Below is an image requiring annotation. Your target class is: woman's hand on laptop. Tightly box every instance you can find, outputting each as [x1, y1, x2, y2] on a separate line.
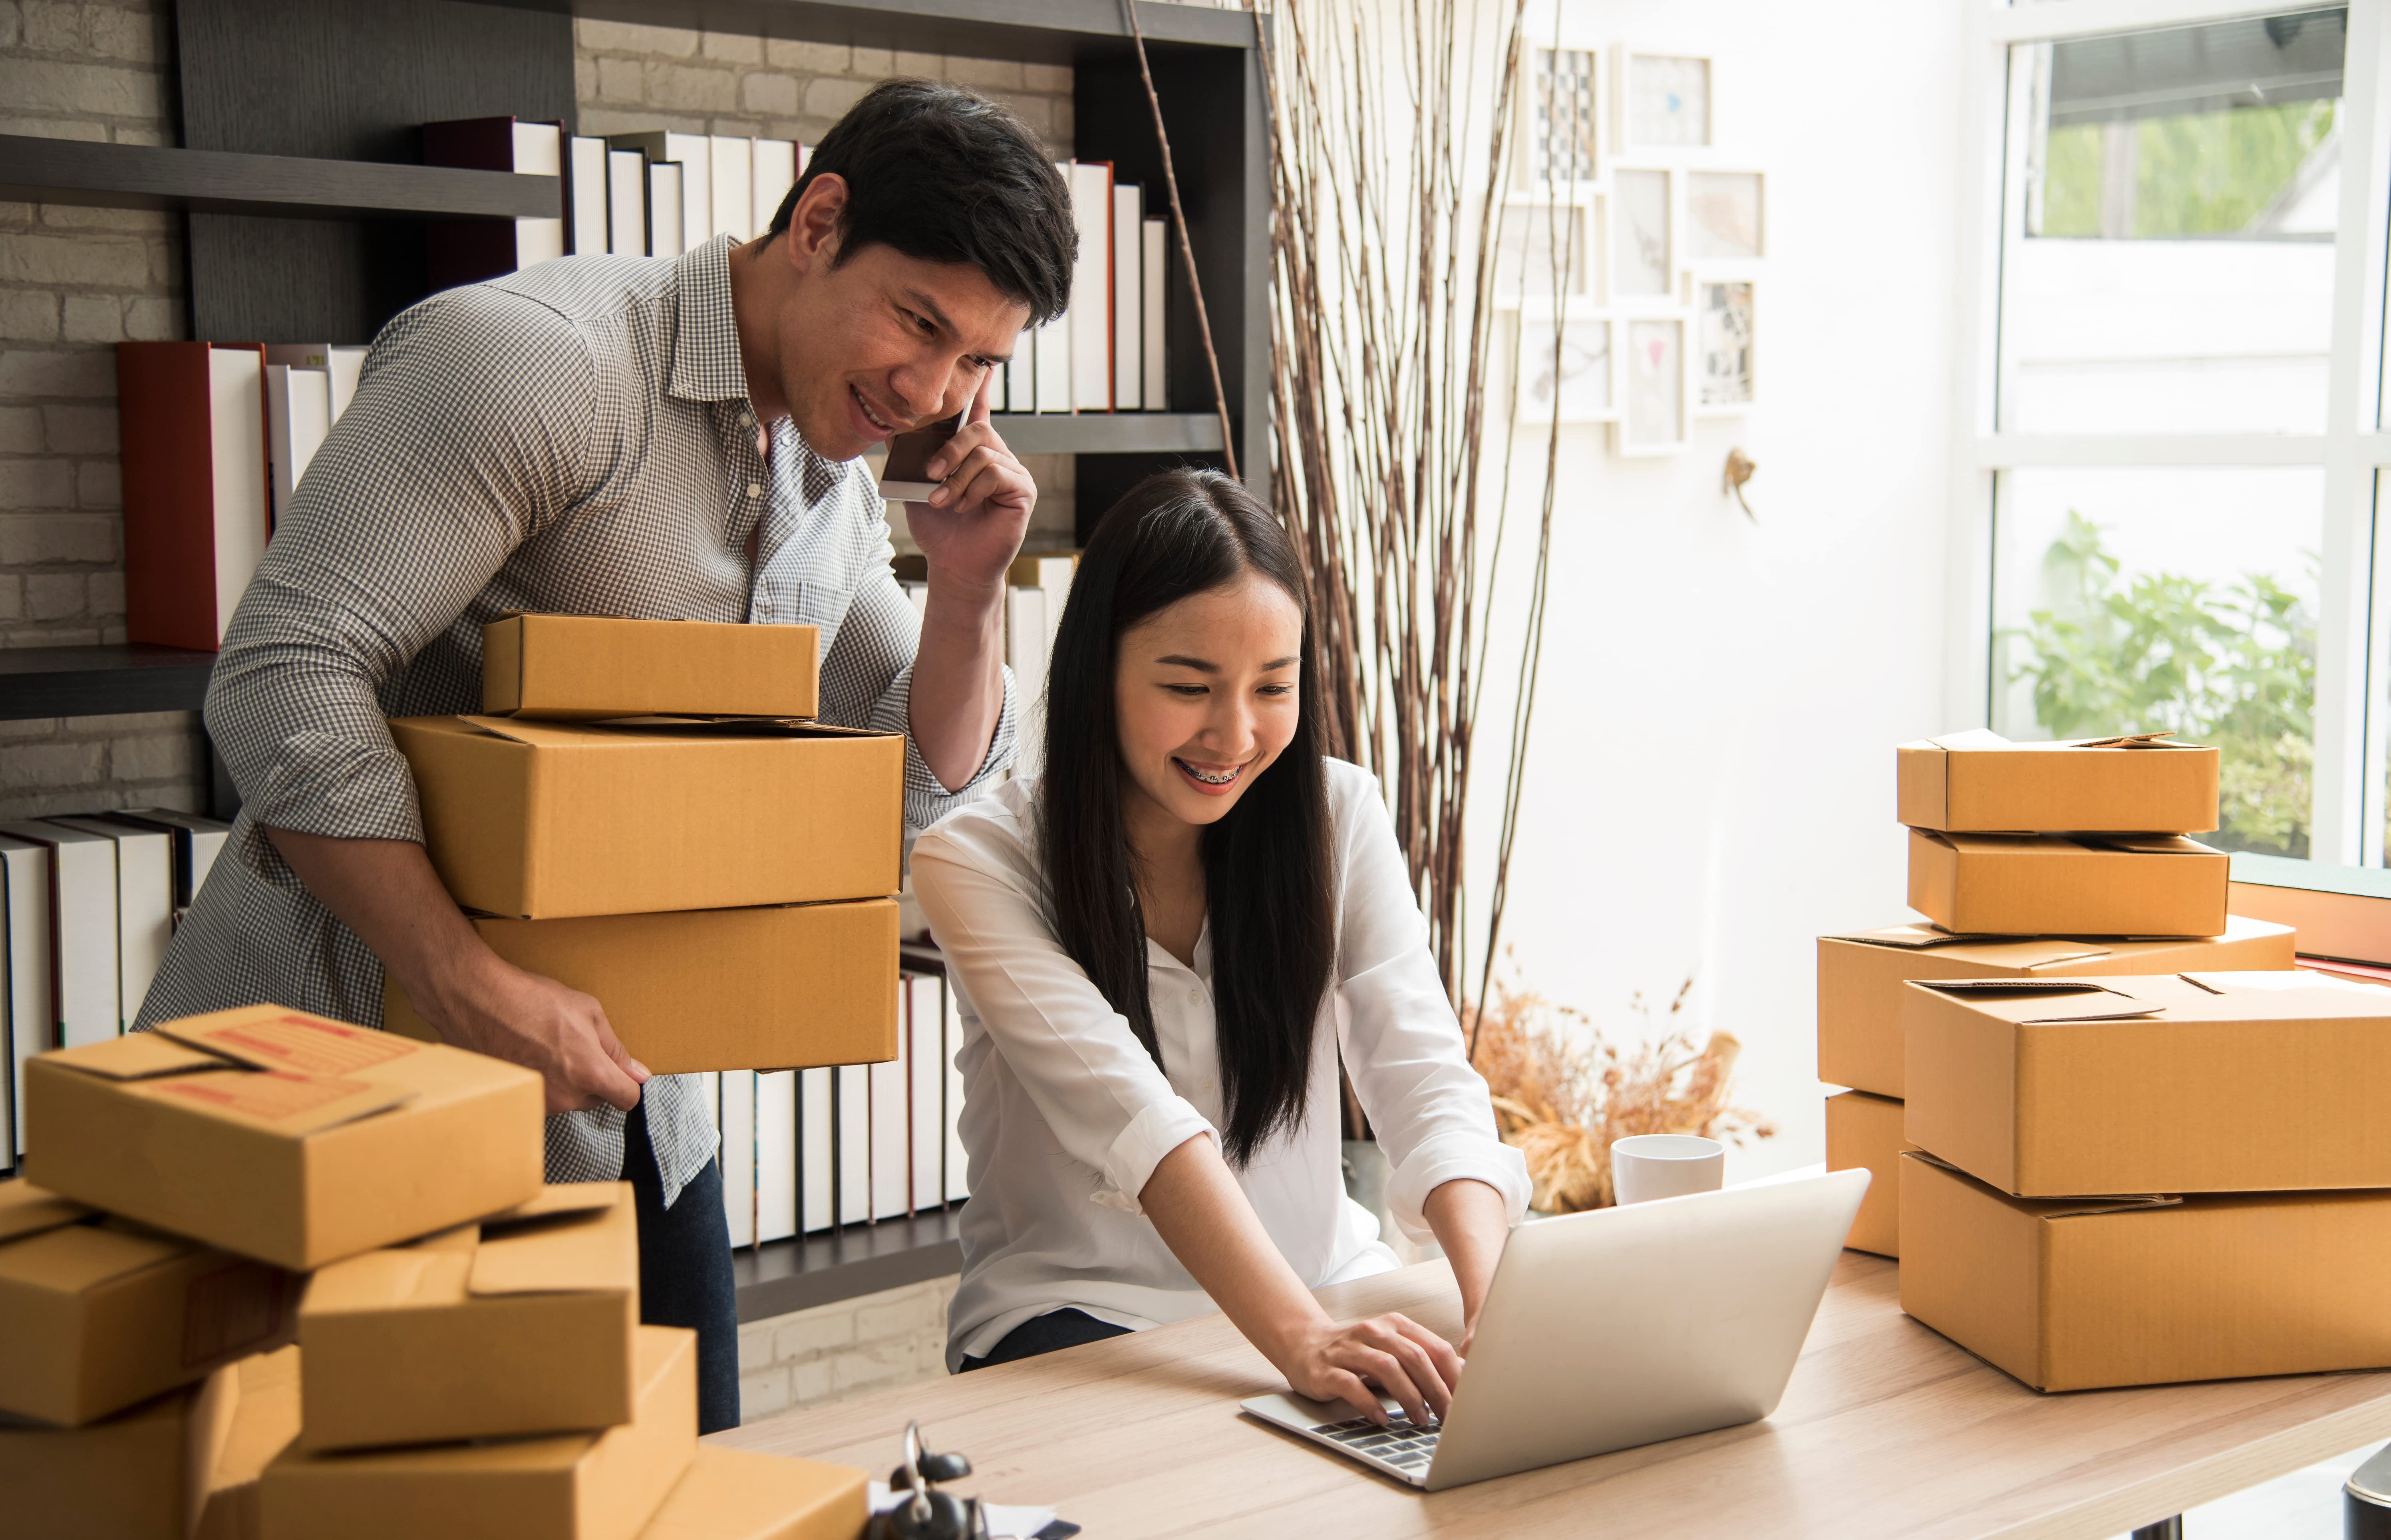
[1283, 1312, 1464, 1428]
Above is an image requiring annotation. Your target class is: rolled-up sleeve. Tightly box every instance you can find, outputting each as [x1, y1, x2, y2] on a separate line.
[910, 820, 1209, 1212]
[1331, 771, 1532, 1242]
[205, 287, 597, 888]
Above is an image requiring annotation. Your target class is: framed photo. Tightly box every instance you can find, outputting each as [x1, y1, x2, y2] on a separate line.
[1515, 45, 1602, 191]
[1619, 50, 1710, 151]
[1493, 198, 1596, 302]
[1513, 312, 1618, 423]
[1694, 279, 1754, 414]
[1616, 315, 1689, 454]
[1609, 168, 1672, 300]
[1687, 170, 1763, 262]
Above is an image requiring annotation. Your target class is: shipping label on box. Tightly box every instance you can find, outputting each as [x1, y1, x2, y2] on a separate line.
[1896, 728, 2219, 834]
[391, 715, 903, 919]
[298, 1182, 638, 1451]
[23, 1005, 544, 1271]
[262, 1324, 696, 1540]
[1906, 829, 2229, 938]
[483, 614, 821, 722]
[382, 900, 899, 1075]
[1816, 916, 2294, 1097]
[1824, 1091, 1911, 1258]
[1902, 970, 2391, 1197]
[1899, 1151, 2391, 1392]
[0, 1178, 296, 1427]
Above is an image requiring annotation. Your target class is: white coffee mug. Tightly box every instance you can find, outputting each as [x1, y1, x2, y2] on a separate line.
[1610, 1134, 1727, 1206]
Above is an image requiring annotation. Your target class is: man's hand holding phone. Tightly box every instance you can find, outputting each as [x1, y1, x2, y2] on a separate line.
[886, 370, 1035, 590]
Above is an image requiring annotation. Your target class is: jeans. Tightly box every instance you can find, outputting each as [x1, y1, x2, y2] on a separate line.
[624, 1093, 741, 1433]
[958, 1308, 1134, 1371]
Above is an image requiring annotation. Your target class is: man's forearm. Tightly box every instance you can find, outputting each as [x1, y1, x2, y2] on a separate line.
[908, 570, 1008, 791]
[262, 829, 487, 1008]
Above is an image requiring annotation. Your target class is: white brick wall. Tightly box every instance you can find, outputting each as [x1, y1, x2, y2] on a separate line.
[737, 1274, 960, 1423]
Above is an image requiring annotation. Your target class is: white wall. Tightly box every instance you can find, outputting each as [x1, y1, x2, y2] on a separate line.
[1465, 0, 1968, 1179]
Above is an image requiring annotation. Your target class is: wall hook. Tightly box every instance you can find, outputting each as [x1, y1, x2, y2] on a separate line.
[1723, 448, 1758, 522]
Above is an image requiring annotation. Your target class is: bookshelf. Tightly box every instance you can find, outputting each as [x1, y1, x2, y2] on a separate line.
[0, 644, 216, 721]
[0, 135, 559, 223]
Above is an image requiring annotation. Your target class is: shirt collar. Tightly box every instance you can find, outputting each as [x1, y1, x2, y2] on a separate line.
[666, 235, 751, 404]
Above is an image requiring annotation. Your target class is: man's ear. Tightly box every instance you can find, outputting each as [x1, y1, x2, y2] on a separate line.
[783, 173, 847, 274]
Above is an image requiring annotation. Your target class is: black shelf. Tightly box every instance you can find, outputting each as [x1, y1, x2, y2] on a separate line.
[0, 645, 216, 721]
[507, 0, 1255, 63]
[990, 413, 1226, 455]
[733, 1204, 964, 1322]
[0, 134, 559, 222]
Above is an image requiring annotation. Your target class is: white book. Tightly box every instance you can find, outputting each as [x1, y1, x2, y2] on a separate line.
[1069, 163, 1113, 411]
[1143, 218, 1168, 410]
[801, 1067, 834, 1233]
[710, 135, 753, 241]
[648, 161, 684, 261]
[112, 808, 230, 911]
[512, 121, 565, 266]
[900, 580, 930, 628]
[752, 138, 797, 235]
[1112, 184, 1142, 410]
[837, 1063, 871, 1226]
[870, 1050, 908, 1219]
[262, 345, 365, 421]
[698, 1070, 721, 1135]
[567, 135, 608, 256]
[0, 823, 115, 1047]
[1003, 331, 1034, 413]
[607, 149, 647, 257]
[47, 817, 170, 1030]
[607, 133, 709, 252]
[943, 981, 968, 1203]
[797, 144, 812, 175]
[756, 1069, 797, 1243]
[1006, 586, 1047, 777]
[1034, 317, 1070, 414]
[0, 836, 48, 1162]
[720, 1070, 756, 1248]
[908, 976, 944, 1211]
[208, 346, 266, 636]
[263, 365, 331, 529]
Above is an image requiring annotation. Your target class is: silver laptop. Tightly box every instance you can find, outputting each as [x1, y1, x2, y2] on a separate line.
[1241, 1168, 1869, 1490]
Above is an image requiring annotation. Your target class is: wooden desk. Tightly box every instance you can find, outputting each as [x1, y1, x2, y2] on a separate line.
[714, 1253, 2391, 1537]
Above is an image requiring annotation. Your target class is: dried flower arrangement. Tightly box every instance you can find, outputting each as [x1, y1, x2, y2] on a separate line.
[1465, 971, 1777, 1213]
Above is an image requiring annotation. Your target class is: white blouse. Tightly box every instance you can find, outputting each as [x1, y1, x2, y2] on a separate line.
[910, 757, 1531, 1369]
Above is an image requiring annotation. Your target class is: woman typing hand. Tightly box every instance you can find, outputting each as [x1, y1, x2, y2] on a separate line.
[910, 469, 1530, 1426]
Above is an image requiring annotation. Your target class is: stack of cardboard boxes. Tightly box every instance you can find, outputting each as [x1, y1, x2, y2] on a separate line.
[1819, 730, 2296, 1258]
[3, 1003, 868, 1538]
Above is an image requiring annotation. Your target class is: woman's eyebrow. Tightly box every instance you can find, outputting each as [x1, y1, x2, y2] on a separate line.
[1262, 655, 1300, 670]
[1155, 654, 1220, 673]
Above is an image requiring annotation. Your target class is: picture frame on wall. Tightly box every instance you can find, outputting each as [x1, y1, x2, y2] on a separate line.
[1515, 44, 1602, 191]
[1617, 314, 1689, 455]
[1609, 167, 1672, 301]
[1513, 310, 1618, 424]
[1694, 279, 1754, 415]
[1493, 198, 1598, 302]
[1616, 49, 1711, 152]
[1687, 170, 1763, 262]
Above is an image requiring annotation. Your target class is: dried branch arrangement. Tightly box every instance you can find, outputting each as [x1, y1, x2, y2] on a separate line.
[1467, 973, 1777, 1213]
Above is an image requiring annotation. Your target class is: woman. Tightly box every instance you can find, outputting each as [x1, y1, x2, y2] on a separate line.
[910, 468, 1529, 1427]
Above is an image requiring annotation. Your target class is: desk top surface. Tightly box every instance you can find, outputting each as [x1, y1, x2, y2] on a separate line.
[714, 1252, 2391, 1538]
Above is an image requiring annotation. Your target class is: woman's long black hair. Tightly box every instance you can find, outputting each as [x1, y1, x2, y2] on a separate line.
[1037, 468, 1337, 1166]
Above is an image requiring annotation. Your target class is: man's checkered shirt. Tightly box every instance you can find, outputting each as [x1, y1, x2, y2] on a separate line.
[133, 234, 1017, 1206]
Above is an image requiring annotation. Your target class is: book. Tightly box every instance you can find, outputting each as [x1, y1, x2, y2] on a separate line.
[837, 1063, 870, 1226]
[871, 1048, 909, 1218]
[801, 1066, 834, 1233]
[752, 138, 798, 234]
[1006, 585, 1048, 777]
[1143, 218, 1168, 410]
[756, 1069, 797, 1243]
[648, 160, 685, 259]
[1003, 328, 1034, 413]
[1069, 163, 1114, 411]
[117, 342, 268, 650]
[720, 1069, 756, 1247]
[46, 817, 171, 1032]
[900, 580, 930, 628]
[263, 364, 330, 529]
[422, 116, 566, 288]
[0, 822, 116, 1048]
[1113, 183, 1143, 410]
[607, 132, 710, 254]
[106, 808, 231, 914]
[710, 135, 753, 241]
[1039, 161, 1077, 414]
[0, 836, 48, 1162]
[567, 135, 608, 255]
[262, 344, 366, 421]
[908, 975, 944, 1211]
[606, 149, 647, 256]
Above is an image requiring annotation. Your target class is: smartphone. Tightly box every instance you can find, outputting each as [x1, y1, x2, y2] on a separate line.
[877, 412, 964, 502]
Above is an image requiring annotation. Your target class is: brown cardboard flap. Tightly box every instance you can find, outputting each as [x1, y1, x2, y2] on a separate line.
[456, 714, 887, 747]
[0, 1180, 89, 1243]
[124, 1072, 415, 1136]
[45, 1032, 231, 1081]
[484, 1181, 623, 1224]
[470, 1184, 634, 1298]
[2079, 835, 2222, 857]
[310, 1248, 475, 1311]
[2075, 731, 2201, 750]
[1910, 978, 2167, 1024]
[1912, 979, 2120, 996]
[1898, 1151, 2179, 1218]
[156, 1012, 423, 1077]
[1823, 925, 2007, 950]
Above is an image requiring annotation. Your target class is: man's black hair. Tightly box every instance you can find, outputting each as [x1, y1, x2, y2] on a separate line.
[766, 78, 1075, 326]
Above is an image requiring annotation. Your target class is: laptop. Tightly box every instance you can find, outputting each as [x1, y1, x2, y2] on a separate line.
[1240, 1168, 1870, 1490]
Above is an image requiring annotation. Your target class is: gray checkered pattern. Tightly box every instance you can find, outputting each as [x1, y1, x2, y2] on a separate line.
[133, 235, 1016, 1206]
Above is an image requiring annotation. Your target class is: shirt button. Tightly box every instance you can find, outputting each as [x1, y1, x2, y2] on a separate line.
[746, 482, 763, 498]
[1189, 990, 1201, 1004]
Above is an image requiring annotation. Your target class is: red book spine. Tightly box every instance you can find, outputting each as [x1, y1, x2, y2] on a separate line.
[116, 342, 221, 651]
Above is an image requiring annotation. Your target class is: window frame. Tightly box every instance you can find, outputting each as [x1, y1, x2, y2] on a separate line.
[1951, 0, 2391, 864]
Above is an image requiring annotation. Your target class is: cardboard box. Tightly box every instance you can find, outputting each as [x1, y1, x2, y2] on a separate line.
[1903, 970, 2391, 1197]
[637, 1446, 868, 1540]
[24, 1005, 544, 1271]
[298, 1183, 638, 1452]
[262, 1324, 696, 1540]
[1816, 915, 2295, 1098]
[0, 1178, 296, 1427]
[1906, 829, 2228, 938]
[382, 901, 899, 1074]
[1896, 729, 2218, 833]
[1900, 1151, 2391, 1391]
[391, 715, 902, 919]
[2227, 851, 2391, 967]
[1824, 1091, 1911, 1258]
[193, 1346, 304, 1540]
[482, 615, 820, 722]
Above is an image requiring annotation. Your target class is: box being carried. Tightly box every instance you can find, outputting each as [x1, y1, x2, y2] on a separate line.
[298, 1182, 638, 1453]
[23, 1005, 544, 1271]
[1900, 1151, 2391, 1391]
[1815, 916, 2294, 1098]
[1905, 829, 2228, 938]
[1896, 728, 2218, 834]
[481, 614, 820, 722]
[390, 715, 902, 919]
[383, 901, 899, 1075]
[1903, 970, 2391, 1198]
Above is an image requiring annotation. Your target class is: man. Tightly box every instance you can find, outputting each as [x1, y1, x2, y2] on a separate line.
[134, 80, 1078, 1432]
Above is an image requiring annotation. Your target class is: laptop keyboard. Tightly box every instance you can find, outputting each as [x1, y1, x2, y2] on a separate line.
[1311, 1415, 1441, 1473]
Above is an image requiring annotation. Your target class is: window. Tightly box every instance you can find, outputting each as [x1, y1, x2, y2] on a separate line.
[1960, 2, 2389, 866]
